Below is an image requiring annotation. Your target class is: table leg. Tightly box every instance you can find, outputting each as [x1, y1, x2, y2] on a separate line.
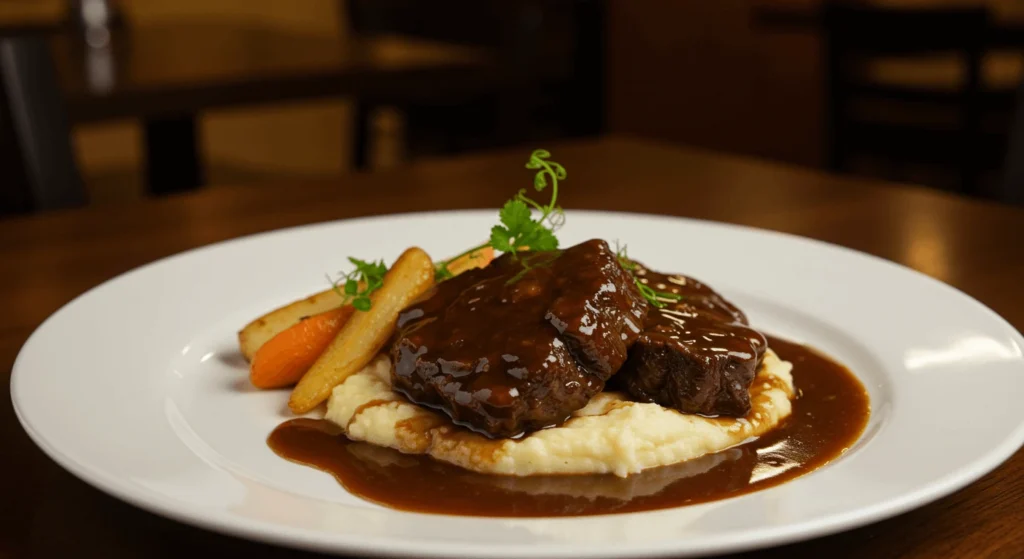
[144, 114, 203, 195]
[352, 100, 371, 171]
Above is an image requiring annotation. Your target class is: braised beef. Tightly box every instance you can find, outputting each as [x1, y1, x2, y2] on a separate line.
[614, 264, 767, 417]
[390, 239, 648, 438]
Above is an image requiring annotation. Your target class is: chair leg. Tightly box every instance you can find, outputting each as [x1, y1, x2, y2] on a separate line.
[144, 114, 203, 195]
[0, 35, 85, 212]
[1000, 78, 1024, 204]
[352, 100, 372, 171]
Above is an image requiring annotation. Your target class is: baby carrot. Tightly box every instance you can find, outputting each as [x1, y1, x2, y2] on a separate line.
[447, 246, 495, 276]
[249, 305, 354, 389]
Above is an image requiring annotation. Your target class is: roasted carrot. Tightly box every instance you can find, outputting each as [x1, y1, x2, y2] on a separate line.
[250, 247, 490, 391]
[289, 247, 436, 413]
[249, 306, 355, 389]
[446, 246, 495, 276]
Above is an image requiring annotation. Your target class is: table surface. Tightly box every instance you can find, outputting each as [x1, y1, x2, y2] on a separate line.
[2, 137, 1023, 558]
[50, 23, 493, 123]
[754, 0, 1024, 35]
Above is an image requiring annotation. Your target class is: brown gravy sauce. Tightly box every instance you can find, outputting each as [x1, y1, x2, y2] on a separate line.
[268, 336, 870, 517]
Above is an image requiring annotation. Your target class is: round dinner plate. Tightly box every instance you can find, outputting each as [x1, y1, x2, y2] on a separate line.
[11, 210, 1024, 558]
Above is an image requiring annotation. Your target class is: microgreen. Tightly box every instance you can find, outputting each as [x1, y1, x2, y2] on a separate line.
[488, 149, 565, 258]
[328, 257, 388, 311]
[434, 262, 453, 282]
[616, 243, 683, 309]
[328, 151, 680, 312]
[329, 151, 681, 313]
[433, 148, 567, 281]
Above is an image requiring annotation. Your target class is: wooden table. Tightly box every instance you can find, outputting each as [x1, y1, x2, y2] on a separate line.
[753, 0, 1024, 42]
[47, 23, 495, 193]
[2, 137, 1022, 557]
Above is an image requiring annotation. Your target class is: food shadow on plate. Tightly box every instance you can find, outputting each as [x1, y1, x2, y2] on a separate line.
[217, 350, 248, 370]
[216, 348, 261, 394]
[227, 376, 261, 395]
[212, 348, 326, 417]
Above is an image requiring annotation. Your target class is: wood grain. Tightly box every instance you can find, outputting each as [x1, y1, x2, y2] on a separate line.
[49, 24, 493, 123]
[2, 137, 1023, 557]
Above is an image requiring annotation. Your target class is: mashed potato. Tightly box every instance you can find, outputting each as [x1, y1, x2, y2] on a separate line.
[325, 351, 794, 478]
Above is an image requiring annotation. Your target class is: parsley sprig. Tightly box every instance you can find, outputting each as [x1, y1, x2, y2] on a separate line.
[327, 257, 388, 311]
[489, 149, 565, 256]
[433, 149, 566, 280]
[616, 244, 683, 309]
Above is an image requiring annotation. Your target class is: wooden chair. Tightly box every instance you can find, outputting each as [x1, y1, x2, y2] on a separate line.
[999, 75, 1024, 205]
[822, 3, 1004, 195]
[0, 33, 85, 215]
[345, 0, 604, 167]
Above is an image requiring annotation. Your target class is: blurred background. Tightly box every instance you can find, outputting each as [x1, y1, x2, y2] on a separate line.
[4, 0, 1024, 215]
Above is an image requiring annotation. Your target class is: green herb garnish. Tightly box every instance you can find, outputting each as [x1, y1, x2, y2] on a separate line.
[616, 244, 683, 309]
[433, 149, 567, 280]
[328, 257, 388, 311]
[489, 149, 565, 256]
[329, 150, 679, 312]
[434, 262, 454, 282]
[327, 150, 679, 312]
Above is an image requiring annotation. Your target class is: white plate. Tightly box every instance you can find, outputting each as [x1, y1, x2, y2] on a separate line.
[12, 210, 1024, 558]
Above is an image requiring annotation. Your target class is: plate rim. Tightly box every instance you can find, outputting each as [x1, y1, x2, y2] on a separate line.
[11, 209, 1024, 558]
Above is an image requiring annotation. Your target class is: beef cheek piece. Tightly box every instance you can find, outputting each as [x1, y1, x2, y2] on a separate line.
[615, 263, 767, 417]
[391, 239, 648, 438]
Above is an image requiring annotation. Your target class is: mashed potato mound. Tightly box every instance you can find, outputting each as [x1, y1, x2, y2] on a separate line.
[325, 350, 794, 478]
